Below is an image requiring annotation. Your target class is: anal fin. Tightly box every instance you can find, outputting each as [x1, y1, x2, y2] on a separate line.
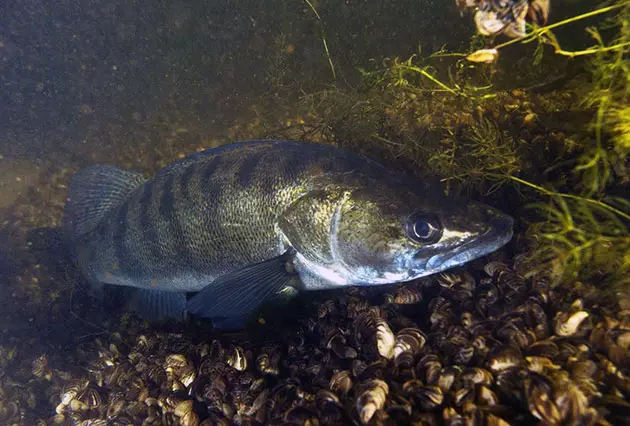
[127, 288, 187, 322]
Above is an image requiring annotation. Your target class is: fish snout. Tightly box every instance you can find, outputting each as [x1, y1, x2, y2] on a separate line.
[472, 203, 514, 239]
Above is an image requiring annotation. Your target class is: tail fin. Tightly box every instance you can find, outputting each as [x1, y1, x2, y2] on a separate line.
[63, 165, 146, 240]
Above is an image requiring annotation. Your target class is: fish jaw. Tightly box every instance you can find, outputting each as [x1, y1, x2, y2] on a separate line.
[295, 208, 514, 290]
[424, 208, 514, 273]
[351, 202, 514, 285]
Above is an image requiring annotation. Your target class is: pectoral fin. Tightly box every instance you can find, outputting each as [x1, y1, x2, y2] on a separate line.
[186, 251, 300, 327]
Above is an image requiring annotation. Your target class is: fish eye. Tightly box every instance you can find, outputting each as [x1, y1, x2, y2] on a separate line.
[406, 214, 442, 244]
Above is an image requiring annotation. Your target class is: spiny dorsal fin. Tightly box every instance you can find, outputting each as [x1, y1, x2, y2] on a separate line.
[64, 165, 146, 239]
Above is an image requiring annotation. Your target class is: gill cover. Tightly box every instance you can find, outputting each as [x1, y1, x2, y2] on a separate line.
[278, 190, 346, 267]
[278, 186, 428, 287]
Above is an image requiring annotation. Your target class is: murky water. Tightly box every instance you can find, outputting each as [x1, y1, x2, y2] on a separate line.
[0, 1, 628, 424]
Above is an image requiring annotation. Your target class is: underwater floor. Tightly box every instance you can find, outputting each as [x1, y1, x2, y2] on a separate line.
[1, 0, 629, 425]
[0, 183, 628, 425]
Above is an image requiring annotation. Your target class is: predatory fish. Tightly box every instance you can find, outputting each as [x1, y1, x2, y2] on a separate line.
[64, 140, 513, 328]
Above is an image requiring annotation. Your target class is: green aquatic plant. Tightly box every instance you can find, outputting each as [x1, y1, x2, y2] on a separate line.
[303, 0, 336, 81]
[466, 2, 630, 295]
[464, 117, 521, 176]
[607, 104, 630, 153]
[359, 54, 458, 94]
[465, 2, 630, 196]
[263, 32, 296, 94]
[578, 2, 630, 195]
[359, 48, 496, 100]
[430, 117, 522, 195]
[510, 177, 630, 292]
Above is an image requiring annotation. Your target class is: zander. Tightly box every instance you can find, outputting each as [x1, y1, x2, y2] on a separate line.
[64, 140, 513, 327]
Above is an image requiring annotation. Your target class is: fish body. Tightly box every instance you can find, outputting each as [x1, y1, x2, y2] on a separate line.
[457, 0, 550, 38]
[64, 140, 513, 327]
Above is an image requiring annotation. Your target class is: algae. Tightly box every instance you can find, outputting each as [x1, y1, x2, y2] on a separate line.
[235, 0, 630, 298]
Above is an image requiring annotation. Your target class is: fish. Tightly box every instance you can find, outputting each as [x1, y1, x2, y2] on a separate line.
[63, 140, 513, 328]
[457, 0, 550, 38]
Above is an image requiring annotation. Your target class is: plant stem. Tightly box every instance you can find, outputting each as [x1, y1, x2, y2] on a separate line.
[493, 3, 629, 51]
[398, 65, 460, 96]
[553, 41, 630, 57]
[497, 174, 630, 221]
[304, 0, 337, 81]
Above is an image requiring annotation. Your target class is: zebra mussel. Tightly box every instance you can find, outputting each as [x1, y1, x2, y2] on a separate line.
[0, 257, 626, 425]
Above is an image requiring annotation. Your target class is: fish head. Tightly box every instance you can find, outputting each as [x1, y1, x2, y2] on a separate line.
[331, 184, 514, 284]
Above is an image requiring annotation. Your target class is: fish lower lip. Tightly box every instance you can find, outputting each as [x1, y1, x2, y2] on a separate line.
[427, 215, 514, 271]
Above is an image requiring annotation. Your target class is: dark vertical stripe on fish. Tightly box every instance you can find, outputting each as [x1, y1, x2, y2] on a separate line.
[158, 175, 175, 227]
[113, 202, 134, 276]
[138, 182, 161, 268]
[288, 149, 321, 179]
[159, 173, 188, 268]
[96, 220, 109, 242]
[88, 223, 108, 269]
[201, 156, 223, 204]
[180, 163, 196, 201]
[200, 156, 220, 183]
[237, 151, 263, 188]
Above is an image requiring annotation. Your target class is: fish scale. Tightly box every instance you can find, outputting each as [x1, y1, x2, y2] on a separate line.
[64, 140, 514, 328]
[80, 143, 333, 286]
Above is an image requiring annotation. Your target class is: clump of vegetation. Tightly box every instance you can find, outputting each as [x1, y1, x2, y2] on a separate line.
[579, 2, 630, 193]
[518, 1, 629, 294]
[228, 1, 629, 298]
[332, 2, 629, 296]
[509, 177, 630, 287]
[429, 116, 522, 195]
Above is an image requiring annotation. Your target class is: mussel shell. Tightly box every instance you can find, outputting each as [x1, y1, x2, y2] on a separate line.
[329, 370, 353, 397]
[355, 379, 389, 424]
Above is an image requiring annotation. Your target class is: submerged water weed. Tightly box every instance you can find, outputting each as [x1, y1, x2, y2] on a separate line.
[359, 49, 495, 99]
[607, 104, 630, 153]
[303, 0, 336, 81]
[467, 2, 630, 64]
[504, 176, 630, 295]
[463, 2, 629, 196]
[579, 1, 630, 194]
[528, 196, 629, 294]
[359, 54, 453, 94]
[430, 117, 521, 195]
[489, 2, 630, 294]
[263, 32, 297, 96]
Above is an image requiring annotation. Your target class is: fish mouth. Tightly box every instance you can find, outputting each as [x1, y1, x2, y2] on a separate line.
[426, 212, 514, 272]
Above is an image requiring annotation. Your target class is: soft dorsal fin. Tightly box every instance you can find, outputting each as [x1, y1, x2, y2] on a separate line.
[63, 165, 147, 239]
